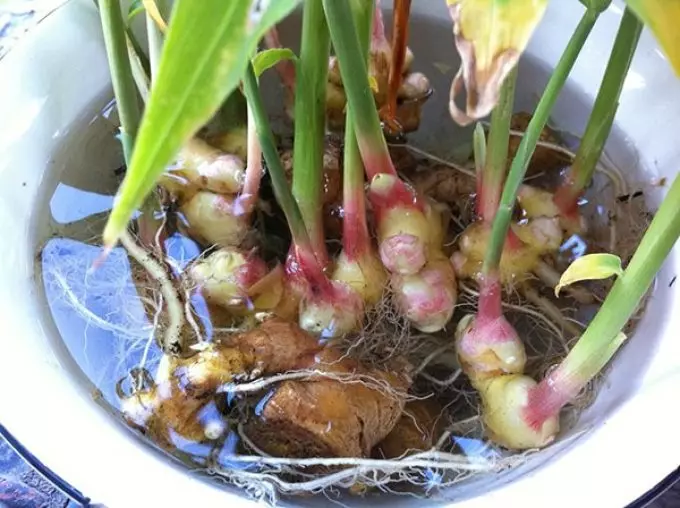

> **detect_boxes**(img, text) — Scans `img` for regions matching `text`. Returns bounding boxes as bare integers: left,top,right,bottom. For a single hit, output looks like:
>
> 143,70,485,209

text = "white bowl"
1,1,679,507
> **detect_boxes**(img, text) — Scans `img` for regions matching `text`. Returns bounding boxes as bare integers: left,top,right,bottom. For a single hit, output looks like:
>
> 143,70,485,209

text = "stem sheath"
554,8,642,214
343,0,374,259
480,67,517,226
484,9,599,269
242,64,312,253
146,0,167,80
323,0,396,179
292,0,331,263
99,0,141,162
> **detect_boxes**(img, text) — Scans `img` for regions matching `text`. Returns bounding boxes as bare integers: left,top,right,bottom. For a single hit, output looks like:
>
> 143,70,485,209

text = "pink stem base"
368,175,424,222
552,182,583,227
524,367,579,431
285,245,334,300
358,140,398,180
343,195,370,261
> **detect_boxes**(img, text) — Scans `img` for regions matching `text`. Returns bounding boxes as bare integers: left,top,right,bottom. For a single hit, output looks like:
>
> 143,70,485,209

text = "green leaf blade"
252,48,298,77
103,0,301,247
128,0,144,23
555,253,623,297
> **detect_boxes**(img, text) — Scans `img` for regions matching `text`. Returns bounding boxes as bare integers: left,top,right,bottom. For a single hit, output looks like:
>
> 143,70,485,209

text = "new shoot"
242,63,362,338
323,0,429,276
331,0,388,312
552,8,642,231
483,173,680,449
455,72,527,389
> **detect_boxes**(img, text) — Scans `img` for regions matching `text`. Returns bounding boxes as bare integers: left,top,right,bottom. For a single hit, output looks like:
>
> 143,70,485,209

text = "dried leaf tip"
446,0,548,125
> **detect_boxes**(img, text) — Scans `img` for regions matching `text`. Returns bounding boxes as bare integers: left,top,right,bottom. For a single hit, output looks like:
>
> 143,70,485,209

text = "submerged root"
120,231,200,353
207,447,520,505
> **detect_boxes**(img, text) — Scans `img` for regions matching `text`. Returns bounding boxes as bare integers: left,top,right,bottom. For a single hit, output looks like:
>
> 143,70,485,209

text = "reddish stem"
477,175,503,224
368,173,424,223
477,272,503,323
285,244,334,299
358,140,398,180
382,0,411,133
371,1,389,51
552,181,582,225
343,187,370,261
233,108,263,216
523,366,578,431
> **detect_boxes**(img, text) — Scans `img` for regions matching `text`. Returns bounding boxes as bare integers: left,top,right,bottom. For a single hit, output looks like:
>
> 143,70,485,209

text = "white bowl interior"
1,1,679,507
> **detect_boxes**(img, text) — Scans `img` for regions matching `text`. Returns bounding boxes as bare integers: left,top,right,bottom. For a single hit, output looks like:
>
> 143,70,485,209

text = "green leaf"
555,253,623,297
624,0,680,75
103,0,302,247
127,0,144,23
252,48,298,77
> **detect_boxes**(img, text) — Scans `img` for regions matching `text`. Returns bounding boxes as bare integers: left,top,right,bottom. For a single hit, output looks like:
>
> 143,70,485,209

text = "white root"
419,369,463,388
533,260,594,305
50,271,153,339
207,446,533,506
387,141,475,177
217,369,414,402
413,343,456,375
120,231,195,352
215,450,495,471
521,284,583,344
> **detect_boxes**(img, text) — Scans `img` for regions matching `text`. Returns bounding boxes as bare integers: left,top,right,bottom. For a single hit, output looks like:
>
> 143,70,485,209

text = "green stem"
343,0,374,258
99,0,141,163
125,26,150,76
146,6,164,80
292,0,331,263
127,35,151,101
242,63,311,252
480,66,517,226
555,8,642,212
473,122,487,181
484,8,600,270
527,173,680,426
323,0,396,179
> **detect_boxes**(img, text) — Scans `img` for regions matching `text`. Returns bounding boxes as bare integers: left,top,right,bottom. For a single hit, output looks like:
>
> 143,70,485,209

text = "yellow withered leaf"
624,0,680,75
555,253,623,297
446,0,548,126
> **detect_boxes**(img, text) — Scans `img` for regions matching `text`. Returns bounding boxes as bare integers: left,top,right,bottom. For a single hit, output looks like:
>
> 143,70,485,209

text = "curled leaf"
624,0,680,75
252,48,298,77
446,0,548,125
128,0,144,23
555,253,623,297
